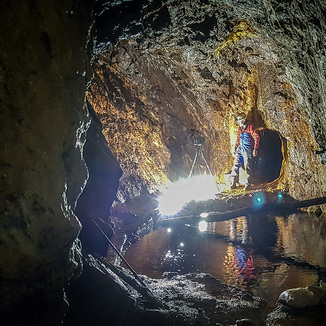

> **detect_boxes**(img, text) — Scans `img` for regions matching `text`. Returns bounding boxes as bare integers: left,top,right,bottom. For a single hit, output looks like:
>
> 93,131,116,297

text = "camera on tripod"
193,136,205,147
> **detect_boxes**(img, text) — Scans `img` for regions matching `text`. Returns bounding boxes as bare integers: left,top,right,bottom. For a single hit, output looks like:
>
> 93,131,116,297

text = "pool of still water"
123,212,326,306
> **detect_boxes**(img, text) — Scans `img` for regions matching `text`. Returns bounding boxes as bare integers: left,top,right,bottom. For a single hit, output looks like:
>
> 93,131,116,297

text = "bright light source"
179,242,184,247
200,212,208,218
167,228,172,233
198,220,208,232
157,174,219,217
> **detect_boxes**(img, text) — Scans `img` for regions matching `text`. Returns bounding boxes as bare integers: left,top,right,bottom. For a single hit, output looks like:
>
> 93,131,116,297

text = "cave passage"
252,129,283,184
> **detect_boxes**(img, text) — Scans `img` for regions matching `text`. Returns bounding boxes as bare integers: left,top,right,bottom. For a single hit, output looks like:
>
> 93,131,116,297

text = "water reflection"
229,217,249,244
122,212,326,305
275,214,326,268
198,220,208,232
223,246,256,286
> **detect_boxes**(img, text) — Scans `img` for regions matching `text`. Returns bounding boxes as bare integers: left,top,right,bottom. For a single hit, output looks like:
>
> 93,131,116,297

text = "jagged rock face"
89,0,326,205
74,111,122,256
0,0,94,321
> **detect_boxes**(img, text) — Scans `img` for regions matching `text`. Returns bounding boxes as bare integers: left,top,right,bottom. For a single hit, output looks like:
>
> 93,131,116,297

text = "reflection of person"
230,114,260,190
234,247,256,285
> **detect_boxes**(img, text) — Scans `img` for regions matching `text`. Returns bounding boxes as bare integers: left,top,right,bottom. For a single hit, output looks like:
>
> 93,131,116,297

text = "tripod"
188,144,213,178
188,142,220,193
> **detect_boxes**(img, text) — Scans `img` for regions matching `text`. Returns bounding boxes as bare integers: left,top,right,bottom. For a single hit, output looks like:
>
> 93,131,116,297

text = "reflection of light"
157,175,219,216
164,250,174,259
229,217,249,244
277,191,283,202
200,212,208,218
167,228,172,233
198,220,208,232
252,192,265,208
229,220,236,241
179,242,184,247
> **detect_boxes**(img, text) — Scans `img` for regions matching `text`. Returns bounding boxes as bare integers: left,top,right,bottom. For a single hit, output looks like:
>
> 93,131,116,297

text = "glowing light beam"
157,174,219,217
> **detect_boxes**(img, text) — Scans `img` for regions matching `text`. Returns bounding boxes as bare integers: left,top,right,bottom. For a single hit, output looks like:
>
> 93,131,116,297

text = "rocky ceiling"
88,0,326,204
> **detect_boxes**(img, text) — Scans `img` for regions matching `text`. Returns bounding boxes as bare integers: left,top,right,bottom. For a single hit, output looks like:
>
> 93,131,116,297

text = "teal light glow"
252,192,265,208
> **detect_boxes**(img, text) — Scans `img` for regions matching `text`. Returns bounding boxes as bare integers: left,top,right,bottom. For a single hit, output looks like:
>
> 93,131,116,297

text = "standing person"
230,113,260,190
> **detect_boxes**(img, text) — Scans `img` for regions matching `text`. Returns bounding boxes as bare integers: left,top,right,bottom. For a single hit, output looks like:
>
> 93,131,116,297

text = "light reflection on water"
122,213,326,305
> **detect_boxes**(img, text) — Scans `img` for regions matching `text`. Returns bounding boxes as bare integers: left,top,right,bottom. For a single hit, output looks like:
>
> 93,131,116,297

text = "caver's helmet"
236,113,246,122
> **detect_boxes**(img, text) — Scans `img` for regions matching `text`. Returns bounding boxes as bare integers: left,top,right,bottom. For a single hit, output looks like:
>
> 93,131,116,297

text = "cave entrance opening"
252,129,283,184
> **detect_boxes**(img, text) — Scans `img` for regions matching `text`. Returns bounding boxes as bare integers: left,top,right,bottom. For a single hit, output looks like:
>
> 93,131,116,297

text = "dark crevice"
253,129,283,184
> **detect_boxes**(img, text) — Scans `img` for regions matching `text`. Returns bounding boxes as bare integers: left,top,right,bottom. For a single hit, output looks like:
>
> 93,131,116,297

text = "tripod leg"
189,150,199,177
200,149,220,191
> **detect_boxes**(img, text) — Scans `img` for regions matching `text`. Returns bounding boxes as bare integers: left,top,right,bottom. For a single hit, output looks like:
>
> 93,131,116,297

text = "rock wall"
89,0,326,206
0,0,95,323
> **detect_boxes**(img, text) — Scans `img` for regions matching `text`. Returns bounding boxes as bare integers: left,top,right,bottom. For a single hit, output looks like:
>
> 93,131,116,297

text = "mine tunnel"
252,129,284,184
1,0,326,326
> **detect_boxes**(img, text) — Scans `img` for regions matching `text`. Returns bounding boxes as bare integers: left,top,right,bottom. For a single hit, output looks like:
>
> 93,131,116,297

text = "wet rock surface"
266,303,326,326
65,255,270,326
65,255,326,326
